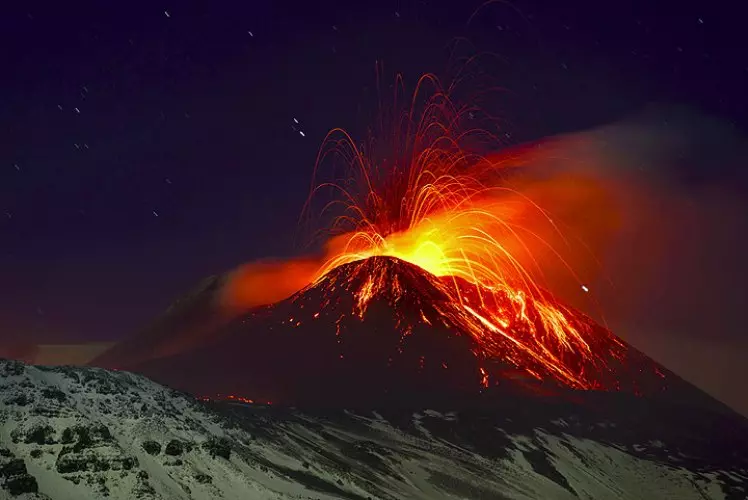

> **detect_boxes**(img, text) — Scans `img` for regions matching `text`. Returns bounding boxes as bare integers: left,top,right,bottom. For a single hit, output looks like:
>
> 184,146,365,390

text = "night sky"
2,2,747,411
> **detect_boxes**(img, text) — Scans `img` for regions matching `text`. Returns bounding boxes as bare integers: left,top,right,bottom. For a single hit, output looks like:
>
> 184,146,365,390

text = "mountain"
93,274,230,369
110,257,714,409
1,358,746,500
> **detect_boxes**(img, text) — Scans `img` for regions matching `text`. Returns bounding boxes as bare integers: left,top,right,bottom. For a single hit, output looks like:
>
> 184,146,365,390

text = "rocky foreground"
0,359,746,499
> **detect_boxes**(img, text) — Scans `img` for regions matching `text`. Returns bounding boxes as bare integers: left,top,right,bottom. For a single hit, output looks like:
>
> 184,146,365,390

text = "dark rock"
10,429,21,444
194,473,213,484
24,424,57,445
142,440,162,456
72,428,93,453
6,474,39,495
41,387,67,403
30,405,67,418
58,423,114,453
56,450,108,474
121,457,137,470
165,439,184,456
0,453,39,497
61,428,75,444
4,393,32,406
55,446,137,474
92,476,110,497
0,458,27,478
0,359,25,377
202,437,231,460
92,424,113,441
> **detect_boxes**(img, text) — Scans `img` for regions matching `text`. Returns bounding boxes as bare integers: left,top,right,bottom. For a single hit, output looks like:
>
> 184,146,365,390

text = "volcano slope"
125,256,715,410
92,274,230,370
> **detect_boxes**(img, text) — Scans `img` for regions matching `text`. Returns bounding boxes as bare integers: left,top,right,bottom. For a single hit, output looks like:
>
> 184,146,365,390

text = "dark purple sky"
2,1,747,410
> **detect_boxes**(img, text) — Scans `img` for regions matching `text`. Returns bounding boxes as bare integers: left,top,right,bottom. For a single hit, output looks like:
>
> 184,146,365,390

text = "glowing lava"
298,73,631,390
210,72,668,400
92,72,689,405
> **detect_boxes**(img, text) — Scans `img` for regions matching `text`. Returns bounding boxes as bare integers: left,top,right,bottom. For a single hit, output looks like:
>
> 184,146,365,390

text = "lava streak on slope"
218,72,662,398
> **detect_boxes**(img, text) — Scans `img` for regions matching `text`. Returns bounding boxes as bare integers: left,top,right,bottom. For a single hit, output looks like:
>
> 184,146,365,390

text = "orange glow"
294,73,628,389
223,72,654,392
200,394,271,405
222,258,321,312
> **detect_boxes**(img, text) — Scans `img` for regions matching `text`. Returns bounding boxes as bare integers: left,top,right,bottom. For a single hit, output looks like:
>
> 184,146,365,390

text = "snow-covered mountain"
1,358,746,499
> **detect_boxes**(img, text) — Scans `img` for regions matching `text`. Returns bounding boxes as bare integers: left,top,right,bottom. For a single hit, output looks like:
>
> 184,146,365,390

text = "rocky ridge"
0,358,746,499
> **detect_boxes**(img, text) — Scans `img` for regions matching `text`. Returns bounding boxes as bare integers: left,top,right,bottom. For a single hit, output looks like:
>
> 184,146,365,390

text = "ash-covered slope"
1,358,746,500
128,256,703,407
93,274,230,369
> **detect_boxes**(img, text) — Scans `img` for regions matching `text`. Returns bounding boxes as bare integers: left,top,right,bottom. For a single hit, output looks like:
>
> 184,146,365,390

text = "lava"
285,73,630,390
198,394,273,405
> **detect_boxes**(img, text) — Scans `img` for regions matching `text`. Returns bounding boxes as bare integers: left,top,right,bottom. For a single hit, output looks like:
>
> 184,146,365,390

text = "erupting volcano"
96,73,695,407
131,254,680,406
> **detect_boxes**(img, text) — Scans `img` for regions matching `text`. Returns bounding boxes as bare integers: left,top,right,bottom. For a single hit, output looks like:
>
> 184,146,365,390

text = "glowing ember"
199,394,272,405
297,73,636,391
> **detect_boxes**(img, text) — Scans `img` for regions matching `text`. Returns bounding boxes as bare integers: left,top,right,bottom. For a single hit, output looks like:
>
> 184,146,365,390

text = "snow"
0,359,745,499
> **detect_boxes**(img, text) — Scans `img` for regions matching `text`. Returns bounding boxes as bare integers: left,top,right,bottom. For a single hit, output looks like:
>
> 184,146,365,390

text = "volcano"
88,76,728,412
96,256,717,410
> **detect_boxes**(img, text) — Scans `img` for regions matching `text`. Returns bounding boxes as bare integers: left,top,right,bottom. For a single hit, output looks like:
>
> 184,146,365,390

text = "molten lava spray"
223,73,637,390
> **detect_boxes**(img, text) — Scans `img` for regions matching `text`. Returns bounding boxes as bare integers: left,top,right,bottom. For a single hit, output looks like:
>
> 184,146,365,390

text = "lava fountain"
225,72,644,392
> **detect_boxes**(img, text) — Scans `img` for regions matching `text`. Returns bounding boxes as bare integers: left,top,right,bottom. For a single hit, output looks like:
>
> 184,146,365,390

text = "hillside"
1,359,746,499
